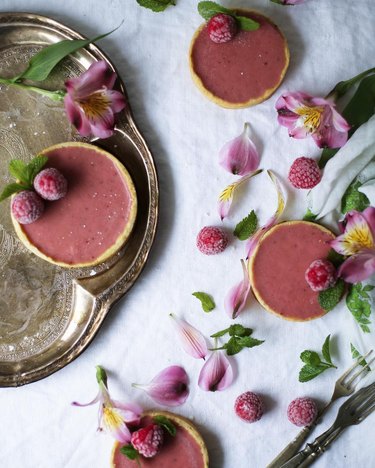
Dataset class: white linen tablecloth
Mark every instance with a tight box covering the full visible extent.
[0,1,374,467]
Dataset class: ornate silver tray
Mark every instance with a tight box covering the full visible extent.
[0,13,158,386]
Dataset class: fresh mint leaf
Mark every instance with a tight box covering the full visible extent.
[228,324,252,337]
[25,155,48,184]
[210,327,230,338]
[303,208,317,222]
[236,16,260,31]
[192,292,215,312]
[341,179,369,214]
[197,1,232,20]
[15,28,120,82]
[137,0,176,12]
[233,210,258,240]
[346,282,373,333]
[0,183,28,202]
[237,336,264,348]
[120,445,139,460]
[322,334,333,364]
[8,159,28,182]
[225,336,243,356]
[327,249,345,268]
[298,336,336,382]
[153,415,176,436]
[299,365,327,383]
[300,350,321,367]
[318,279,345,312]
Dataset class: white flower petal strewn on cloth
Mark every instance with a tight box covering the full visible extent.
[170,314,208,359]
[309,114,375,219]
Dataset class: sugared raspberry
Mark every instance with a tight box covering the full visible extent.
[287,397,318,427]
[131,424,164,458]
[234,391,264,423]
[11,190,44,224]
[34,167,67,201]
[207,13,237,44]
[196,226,228,255]
[288,157,321,189]
[305,259,336,292]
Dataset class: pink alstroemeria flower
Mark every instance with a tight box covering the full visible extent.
[170,314,208,359]
[276,91,350,148]
[225,259,251,319]
[132,365,189,407]
[331,207,375,283]
[219,123,260,176]
[72,366,142,443]
[198,351,233,392]
[64,60,126,138]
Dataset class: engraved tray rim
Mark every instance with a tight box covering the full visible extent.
[0,12,159,387]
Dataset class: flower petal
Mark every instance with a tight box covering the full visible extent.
[111,400,142,425]
[65,61,116,99]
[133,366,189,407]
[331,211,374,255]
[170,314,208,359]
[338,250,375,283]
[198,351,233,392]
[219,123,260,176]
[101,406,132,443]
[71,391,101,407]
[225,259,251,319]
[64,94,91,137]
[218,169,262,220]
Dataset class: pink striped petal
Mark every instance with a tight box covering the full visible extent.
[219,123,260,176]
[64,94,91,137]
[65,61,116,98]
[331,210,374,256]
[133,366,189,407]
[102,407,132,443]
[225,259,251,319]
[111,400,142,425]
[338,250,375,283]
[363,207,375,235]
[198,351,233,392]
[170,314,208,359]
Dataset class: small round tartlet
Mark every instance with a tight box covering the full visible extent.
[249,221,336,321]
[189,10,289,108]
[12,142,137,268]
[111,411,209,468]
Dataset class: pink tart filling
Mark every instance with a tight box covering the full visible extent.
[250,222,336,321]
[112,417,206,468]
[191,11,288,104]
[20,144,135,266]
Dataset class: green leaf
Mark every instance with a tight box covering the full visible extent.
[350,343,369,369]
[346,282,373,333]
[318,279,345,312]
[341,179,370,214]
[233,210,258,240]
[303,208,318,222]
[228,324,252,337]
[225,336,243,356]
[299,365,326,383]
[25,155,48,184]
[237,336,264,348]
[327,249,345,268]
[210,327,230,338]
[319,74,375,168]
[8,159,28,181]
[300,350,321,367]
[0,183,27,202]
[197,1,232,20]
[95,365,107,386]
[136,0,176,12]
[321,334,333,365]
[192,292,215,312]
[153,415,176,436]
[236,16,260,31]
[16,28,119,82]
[120,445,139,460]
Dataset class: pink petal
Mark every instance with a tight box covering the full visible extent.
[170,314,208,359]
[88,107,116,139]
[64,94,91,137]
[71,391,101,407]
[338,250,375,283]
[107,89,126,113]
[65,61,116,98]
[331,210,374,255]
[101,407,132,443]
[225,259,251,319]
[111,400,142,424]
[219,123,260,176]
[133,366,189,407]
[362,207,375,235]
[198,352,233,392]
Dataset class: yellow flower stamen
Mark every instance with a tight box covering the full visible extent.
[102,406,123,430]
[296,105,324,133]
[341,223,374,255]
[79,92,110,119]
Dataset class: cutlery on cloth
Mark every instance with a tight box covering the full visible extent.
[280,380,375,468]
[267,350,374,468]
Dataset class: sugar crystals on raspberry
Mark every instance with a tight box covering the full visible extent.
[305,259,336,292]
[207,13,237,44]
[288,157,321,189]
[234,391,264,423]
[34,167,67,201]
[131,423,164,458]
[11,190,44,224]
[196,226,228,255]
[287,397,318,426]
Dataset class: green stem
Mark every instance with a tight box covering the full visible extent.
[0,77,65,101]
[326,67,375,100]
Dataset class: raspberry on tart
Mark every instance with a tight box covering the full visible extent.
[11,190,44,225]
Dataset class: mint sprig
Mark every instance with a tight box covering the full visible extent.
[233,210,258,240]
[318,279,345,312]
[210,324,264,356]
[153,415,176,436]
[137,0,176,12]
[346,283,374,333]
[341,179,370,214]
[0,155,48,202]
[192,292,215,312]
[197,1,259,31]
[120,444,139,461]
[298,335,337,382]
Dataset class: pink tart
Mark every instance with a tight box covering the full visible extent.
[111,411,209,468]
[189,10,289,108]
[12,142,137,268]
[249,221,336,321]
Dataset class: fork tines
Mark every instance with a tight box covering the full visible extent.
[341,350,374,388]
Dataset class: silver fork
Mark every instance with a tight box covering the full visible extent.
[267,350,374,468]
[281,381,375,467]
